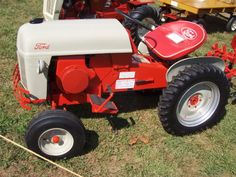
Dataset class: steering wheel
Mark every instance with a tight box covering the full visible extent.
[115,8,154,31]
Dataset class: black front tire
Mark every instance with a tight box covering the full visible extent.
[25,110,86,160]
[158,64,229,135]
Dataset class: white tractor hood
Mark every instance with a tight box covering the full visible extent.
[17,19,133,56]
[16,19,133,99]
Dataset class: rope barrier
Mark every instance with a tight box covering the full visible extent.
[0,134,83,177]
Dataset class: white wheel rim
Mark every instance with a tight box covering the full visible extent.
[231,20,236,31]
[176,81,220,127]
[38,128,74,156]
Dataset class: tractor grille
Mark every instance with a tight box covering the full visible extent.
[17,53,27,88]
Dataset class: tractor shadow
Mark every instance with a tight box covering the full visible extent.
[68,89,161,117]
[68,90,161,155]
[113,89,161,113]
[68,89,161,129]
[81,130,99,155]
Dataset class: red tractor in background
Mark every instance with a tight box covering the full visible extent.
[43,0,154,20]
[43,0,160,45]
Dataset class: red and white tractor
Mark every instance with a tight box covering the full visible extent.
[13,9,231,160]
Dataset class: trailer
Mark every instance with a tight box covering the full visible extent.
[159,0,236,31]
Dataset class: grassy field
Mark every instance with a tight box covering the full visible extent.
[1,0,236,177]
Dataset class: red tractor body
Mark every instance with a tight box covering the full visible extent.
[14,20,206,114]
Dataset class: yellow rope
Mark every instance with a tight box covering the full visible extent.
[0,134,83,177]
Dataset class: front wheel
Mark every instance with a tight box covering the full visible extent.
[25,110,86,160]
[158,64,229,135]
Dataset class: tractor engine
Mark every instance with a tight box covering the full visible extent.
[15,19,132,101]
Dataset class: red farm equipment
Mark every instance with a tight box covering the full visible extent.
[43,0,160,45]
[207,35,236,78]
[43,0,154,20]
[13,9,232,160]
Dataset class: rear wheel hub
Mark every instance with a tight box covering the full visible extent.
[176,81,220,127]
[188,94,202,107]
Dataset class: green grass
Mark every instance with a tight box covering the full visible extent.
[1,1,236,177]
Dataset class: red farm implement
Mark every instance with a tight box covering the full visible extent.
[207,35,236,79]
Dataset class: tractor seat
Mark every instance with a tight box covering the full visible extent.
[144,21,207,60]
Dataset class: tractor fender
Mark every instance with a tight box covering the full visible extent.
[166,56,225,83]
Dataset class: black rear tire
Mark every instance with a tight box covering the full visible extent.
[25,110,86,160]
[158,64,229,135]
[123,5,159,45]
